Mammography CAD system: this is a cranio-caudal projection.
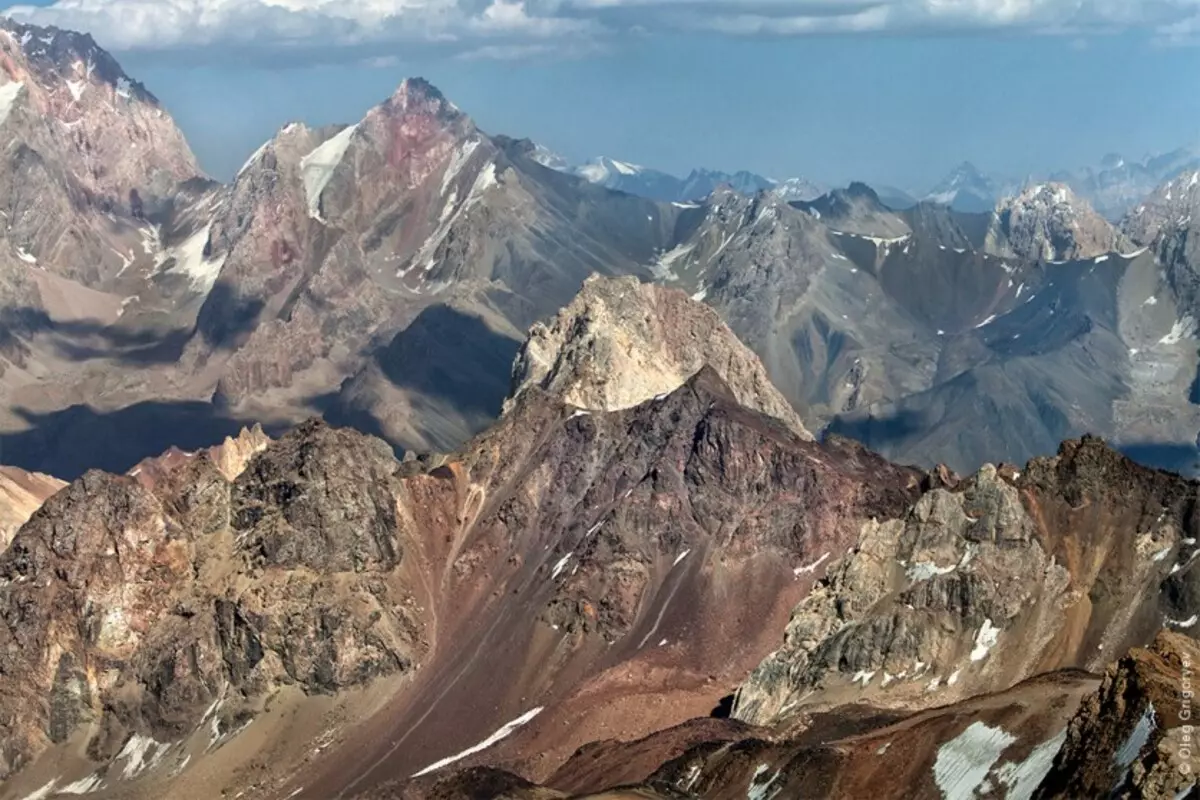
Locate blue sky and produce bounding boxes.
[5,1,1200,191]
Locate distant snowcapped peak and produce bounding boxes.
[578,156,644,183]
[529,143,570,172]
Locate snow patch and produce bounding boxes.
[970,619,1000,661]
[611,159,640,176]
[156,223,225,294]
[1153,547,1172,563]
[651,242,695,281]
[793,552,830,577]
[974,314,997,329]
[440,139,480,195]
[1144,295,1159,306]
[468,162,499,201]
[412,707,544,777]
[933,722,1018,800]
[237,139,270,178]
[852,670,876,687]
[907,561,956,582]
[1168,614,1199,628]
[672,548,691,567]
[118,733,168,779]
[1159,316,1197,346]
[993,728,1067,800]
[747,764,783,800]
[1094,255,1110,263]
[550,553,572,580]
[16,246,36,264]
[300,123,358,222]
[1114,703,1157,773]
[59,773,104,794]
[18,780,59,800]
[66,79,86,102]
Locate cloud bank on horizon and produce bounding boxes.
[4,0,1200,62]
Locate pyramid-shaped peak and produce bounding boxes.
[389,77,450,107]
[372,76,469,127]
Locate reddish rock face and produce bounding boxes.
[1,362,1199,800]
[0,18,202,290]
[0,365,925,795]
[0,421,425,782]
[1035,630,1200,799]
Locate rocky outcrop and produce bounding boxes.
[985,183,1129,262]
[734,436,1200,727]
[1124,170,1200,320]
[507,274,812,438]
[0,18,203,289]
[0,421,423,781]
[209,424,272,481]
[1036,630,1200,799]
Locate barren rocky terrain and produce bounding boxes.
[0,17,1199,800]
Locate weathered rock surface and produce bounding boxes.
[0,420,423,782]
[734,436,1200,728]
[0,363,925,798]
[985,183,1130,263]
[1036,630,1200,799]
[507,274,811,438]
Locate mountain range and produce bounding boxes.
[530,146,826,204]
[923,149,1200,221]
[0,19,1198,800]
[0,23,1194,482]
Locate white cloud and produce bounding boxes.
[5,0,1200,61]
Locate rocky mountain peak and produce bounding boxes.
[381,76,460,122]
[925,161,1000,212]
[844,180,883,201]
[985,181,1127,262]
[507,274,813,438]
[0,18,156,106]
[1123,169,1200,246]
[1036,630,1200,798]
[0,16,202,291]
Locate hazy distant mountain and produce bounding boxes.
[1053,147,1200,221]
[874,184,919,209]
[923,161,1004,212]
[531,145,825,204]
